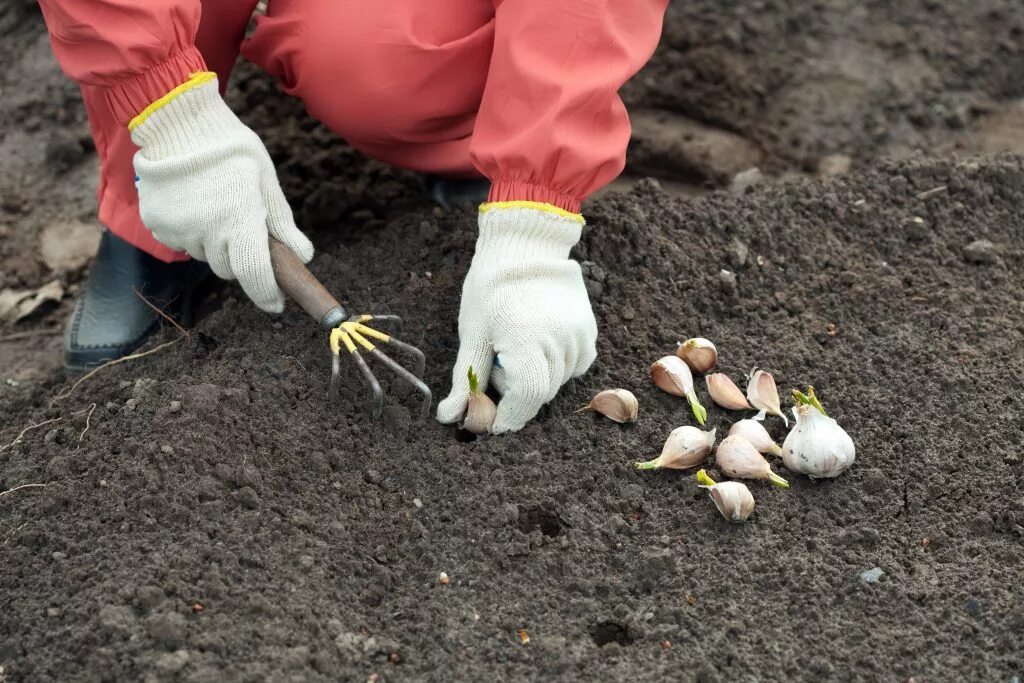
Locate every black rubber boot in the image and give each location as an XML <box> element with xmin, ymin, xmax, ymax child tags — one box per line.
<box><xmin>63</xmin><ymin>230</ymin><xmax>209</xmax><ymax>372</ymax></box>
<box><xmin>427</xmin><ymin>176</ymin><xmax>491</xmax><ymax>210</ymax></box>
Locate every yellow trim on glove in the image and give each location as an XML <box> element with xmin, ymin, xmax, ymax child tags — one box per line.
<box><xmin>479</xmin><ymin>201</ymin><xmax>584</xmax><ymax>224</ymax></box>
<box><xmin>128</xmin><ymin>71</ymin><xmax>217</xmax><ymax>132</ymax></box>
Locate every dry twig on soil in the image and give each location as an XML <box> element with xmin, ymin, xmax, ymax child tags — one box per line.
<box><xmin>132</xmin><ymin>288</ymin><xmax>190</xmax><ymax>337</ymax></box>
<box><xmin>0</xmin><ymin>418</ymin><xmax>61</xmax><ymax>454</ymax></box>
<box><xmin>0</xmin><ymin>483</ymin><xmax>46</xmax><ymax>499</ymax></box>
<box><xmin>77</xmin><ymin>403</ymin><xmax>97</xmax><ymax>447</ymax></box>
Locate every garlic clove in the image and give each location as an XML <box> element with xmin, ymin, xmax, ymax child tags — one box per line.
<box><xmin>580</xmin><ymin>388</ymin><xmax>638</xmax><ymax>423</ymax></box>
<box><xmin>728</xmin><ymin>419</ymin><xmax>782</xmax><ymax>456</ymax></box>
<box><xmin>695</xmin><ymin>469</ymin><xmax>755</xmax><ymax>522</ymax></box>
<box><xmin>676</xmin><ymin>337</ymin><xmax>718</xmax><ymax>374</ymax></box>
<box><xmin>651</xmin><ymin>355</ymin><xmax>691</xmax><ymax>397</ymax></box>
<box><xmin>715</xmin><ymin>434</ymin><xmax>789</xmax><ymax>488</ymax></box>
<box><xmin>651</xmin><ymin>356</ymin><xmax>708</xmax><ymax>425</ymax></box>
<box><xmin>746</xmin><ymin>368</ymin><xmax>789</xmax><ymax>427</ymax></box>
<box><xmin>781</xmin><ymin>386</ymin><xmax>855</xmax><ymax>478</ymax></box>
<box><xmin>462</xmin><ymin>366</ymin><xmax>497</xmax><ymax>434</ymax></box>
<box><xmin>710</xmin><ymin>481</ymin><xmax>756</xmax><ymax>522</ymax></box>
<box><xmin>636</xmin><ymin>426</ymin><xmax>716</xmax><ymax>470</ymax></box>
<box><xmin>706</xmin><ymin>373</ymin><xmax>752</xmax><ymax>410</ymax></box>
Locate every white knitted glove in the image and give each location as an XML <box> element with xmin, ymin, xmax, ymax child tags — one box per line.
<box><xmin>437</xmin><ymin>204</ymin><xmax>598</xmax><ymax>433</ymax></box>
<box><xmin>130</xmin><ymin>74</ymin><xmax>313</xmax><ymax>312</ymax></box>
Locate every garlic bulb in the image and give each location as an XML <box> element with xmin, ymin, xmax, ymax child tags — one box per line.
<box><xmin>636</xmin><ymin>427</ymin><xmax>716</xmax><ymax>470</ymax></box>
<box><xmin>650</xmin><ymin>356</ymin><xmax>708</xmax><ymax>425</ymax></box>
<box><xmin>728</xmin><ymin>419</ymin><xmax>782</xmax><ymax>456</ymax></box>
<box><xmin>715</xmin><ymin>434</ymin><xmax>789</xmax><ymax>488</ymax></box>
<box><xmin>781</xmin><ymin>387</ymin><xmax>855</xmax><ymax>479</ymax></box>
<box><xmin>676</xmin><ymin>338</ymin><xmax>718</xmax><ymax>374</ymax></box>
<box><xmin>706</xmin><ymin>373</ymin><xmax>751</xmax><ymax>410</ymax></box>
<box><xmin>696</xmin><ymin>469</ymin><xmax>755</xmax><ymax>522</ymax></box>
<box><xmin>746</xmin><ymin>368</ymin><xmax>788</xmax><ymax>426</ymax></box>
<box><xmin>463</xmin><ymin>366</ymin><xmax>496</xmax><ymax>434</ymax></box>
<box><xmin>579</xmin><ymin>389</ymin><xmax>639</xmax><ymax>423</ymax></box>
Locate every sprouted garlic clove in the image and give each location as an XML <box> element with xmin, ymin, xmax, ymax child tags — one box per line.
<box><xmin>651</xmin><ymin>355</ymin><xmax>708</xmax><ymax>425</ymax></box>
<box><xmin>636</xmin><ymin>426</ymin><xmax>716</xmax><ymax>470</ymax></box>
<box><xmin>715</xmin><ymin>434</ymin><xmax>789</xmax><ymax>488</ymax></box>
<box><xmin>746</xmin><ymin>368</ymin><xmax>789</xmax><ymax>427</ymax></box>
<box><xmin>676</xmin><ymin>337</ymin><xmax>718</xmax><ymax>374</ymax></box>
<box><xmin>706</xmin><ymin>373</ymin><xmax>752</xmax><ymax>410</ymax></box>
<box><xmin>696</xmin><ymin>469</ymin><xmax>755</xmax><ymax>522</ymax></box>
<box><xmin>463</xmin><ymin>366</ymin><xmax>496</xmax><ymax>434</ymax></box>
<box><xmin>579</xmin><ymin>388</ymin><xmax>639</xmax><ymax>423</ymax></box>
<box><xmin>728</xmin><ymin>419</ymin><xmax>782</xmax><ymax>456</ymax></box>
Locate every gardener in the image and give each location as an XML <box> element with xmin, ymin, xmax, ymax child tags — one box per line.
<box><xmin>39</xmin><ymin>0</ymin><xmax>667</xmax><ymax>433</ymax></box>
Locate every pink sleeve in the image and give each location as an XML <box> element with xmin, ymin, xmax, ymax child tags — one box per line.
<box><xmin>470</xmin><ymin>0</ymin><xmax>669</xmax><ymax>214</ymax></box>
<box><xmin>38</xmin><ymin>0</ymin><xmax>207</xmax><ymax>125</ymax></box>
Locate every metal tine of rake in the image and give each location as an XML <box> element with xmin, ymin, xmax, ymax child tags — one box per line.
<box><xmin>330</xmin><ymin>319</ymin><xmax>432</xmax><ymax>419</ymax></box>
<box><xmin>267</xmin><ymin>237</ymin><xmax>431</xmax><ymax>419</ymax></box>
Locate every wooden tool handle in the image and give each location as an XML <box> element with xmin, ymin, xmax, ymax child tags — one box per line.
<box><xmin>269</xmin><ymin>237</ymin><xmax>342</xmax><ymax>324</ymax></box>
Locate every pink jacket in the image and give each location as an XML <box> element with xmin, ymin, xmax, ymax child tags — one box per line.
<box><xmin>38</xmin><ymin>0</ymin><xmax>667</xmax><ymax>213</ymax></box>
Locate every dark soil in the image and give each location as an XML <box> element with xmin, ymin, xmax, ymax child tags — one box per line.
<box><xmin>3</xmin><ymin>2</ymin><xmax>1024</xmax><ymax>682</ymax></box>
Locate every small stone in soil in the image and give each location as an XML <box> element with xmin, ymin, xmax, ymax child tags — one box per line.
<box><xmin>727</xmin><ymin>239</ymin><xmax>749</xmax><ymax>268</ymax></box>
<box><xmin>168</xmin><ymin>400</ymin><xmax>181</xmax><ymax>413</ymax></box>
<box><xmin>719</xmin><ymin>269</ymin><xmax>737</xmax><ymax>294</ymax></box>
<box><xmin>730</xmin><ymin>167</ymin><xmax>765</xmax><ymax>194</ymax></box>
<box><xmin>859</xmin><ymin>567</ymin><xmax>885</xmax><ymax>584</ymax></box>
<box><xmin>963</xmin><ymin>239</ymin><xmax>1000</xmax><ymax>265</ymax></box>
<box><xmin>817</xmin><ymin>154</ymin><xmax>852</xmax><ymax>176</ymax></box>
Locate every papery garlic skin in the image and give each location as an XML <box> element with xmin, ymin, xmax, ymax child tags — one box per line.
<box><xmin>651</xmin><ymin>356</ymin><xmax>693</xmax><ymax>397</ymax></box>
<box><xmin>463</xmin><ymin>366</ymin><xmax>496</xmax><ymax>434</ymax></box>
<box><xmin>781</xmin><ymin>405</ymin><xmax>855</xmax><ymax>478</ymax></box>
<box><xmin>695</xmin><ymin>469</ymin><xmax>755</xmax><ymax>522</ymax></box>
<box><xmin>715</xmin><ymin>435</ymin><xmax>789</xmax><ymax>488</ymax></box>
<box><xmin>636</xmin><ymin>427</ymin><xmax>716</xmax><ymax>470</ymax></box>
<box><xmin>709</xmin><ymin>481</ymin><xmax>755</xmax><ymax>522</ymax></box>
<box><xmin>746</xmin><ymin>369</ymin><xmax>789</xmax><ymax>427</ymax></box>
<box><xmin>586</xmin><ymin>389</ymin><xmax>639</xmax><ymax>423</ymax></box>
<box><xmin>651</xmin><ymin>356</ymin><xmax>708</xmax><ymax>425</ymax></box>
<box><xmin>706</xmin><ymin>373</ymin><xmax>752</xmax><ymax>410</ymax></box>
<box><xmin>464</xmin><ymin>392</ymin><xmax>497</xmax><ymax>434</ymax></box>
<box><xmin>729</xmin><ymin>419</ymin><xmax>782</xmax><ymax>456</ymax></box>
<box><xmin>676</xmin><ymin>338</ymin><xmax>718</xmax><ymax>374</ymax></box>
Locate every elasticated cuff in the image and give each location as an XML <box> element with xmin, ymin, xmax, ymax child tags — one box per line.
<box><xmin>129</xmin><ymin>77</ymin><xmax>241</xmax><ymax>158</ymax></box>
<box><xmin>488</xmin><ymin>179</ymin><xmax>583</xmax><ymax>214</ymax></box>
<box><xmin>103</xmin><ymin>46</ymin><xmax>208</xmax><ymax>126</ymax></box>
<box><xmin>475</xmin><ymin>204</ymin><xmax>584</xmax><ymax>264</ymax></box>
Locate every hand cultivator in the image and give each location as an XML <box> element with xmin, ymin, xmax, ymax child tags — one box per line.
<box><xmin>268</xmin><ymin>238</ymin><xmax>432</xmax><ymax>419</ymax></box>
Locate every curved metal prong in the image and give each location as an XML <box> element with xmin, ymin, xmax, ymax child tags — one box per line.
<box><xmin>352</xmin><ymin>350</ymin><xmax>384</xmax><ymax>419</ymax></box>
<box><xmin>369</xmin><ymin>348</ymin><xmax>433</xmax><ymax>419</ymax></box>
<box><xmin>385</xmin><ymin>337</ymin><xmax>426</xmax><ymax>378</ymax></box>
<box><xmin>329</xmin><ymin>352</ymin><xmax>342</xmax><ymax>402</ymax></box>
<box><xmin>350</xmin><ymin>314</ymin><xmax>403</xmax><ymax>332</ymax></box>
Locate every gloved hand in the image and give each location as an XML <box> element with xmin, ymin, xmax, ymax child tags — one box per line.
<box><xmin>437</xmin><ymin>203</ymin><xmax>598</xmax><ymax>433</ymax></box>
<box><xmin>130</xmin><ymin>73</ymin><xmax>313</xmax><ymax>313</ymax></box>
